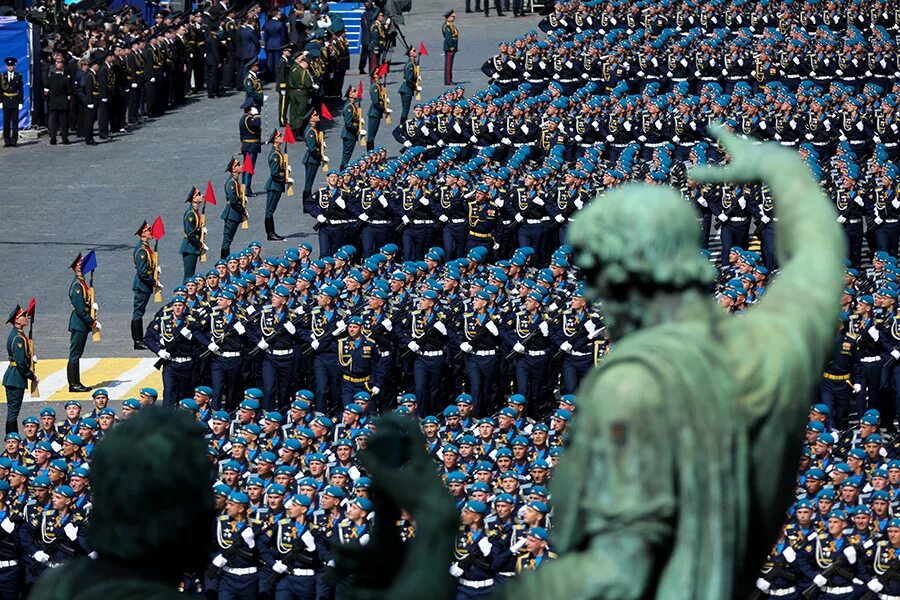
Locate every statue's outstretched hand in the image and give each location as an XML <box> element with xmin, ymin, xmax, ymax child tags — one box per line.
<box><xmin>689</xmin><ymin>125</ymin><xmax>794</xmax><ymax>185</ymax></box>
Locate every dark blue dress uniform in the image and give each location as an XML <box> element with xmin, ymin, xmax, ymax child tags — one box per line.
<box><xmin>220</xmin><ymin>169</ymin><xmax>247</xmax><ymax>259</ymax></box>
<box><xmin>311</xmin><ymin>185</ymin><xmax>355</xmax><ymax>258</ymax></box>
<box><xmin>437</xmin><ymin>184</ymin><xmax>469</xmax><ymax>261</ymax></box>
<box><xmin>797</xmin><ymin>530</ymin><xmax>858</xmax><ymax>599</ymax></box>
<box><xmin>1</xmin><ymin>60</ymin><xmax>23</xmax><ymax>147</ymax></box>
<box><xmin>502</xmin><ymin>302</ymin><xmax>551</xmax><ymax>413</ymax></box>
<box><xmin>259</xmin><ymin>516</ymin><xmax>321</xmax><ymax>599</ymax></box>
<box><xmin>834</xmin><ymin>174</ymin><xmax>866</xmax><ymax>268</ymax></box>
<box><xmin>337</xmin><ymin>331</ymin><xmax>380</xmax><ymax>409</ymax></box>
<box><xmin>209</xmin><ymin>514</ymin><xmax>261</xmax><ymax>600</ymax></box>
<box><xmin>710</xmin><ymin>186</ymin><xmax>752</xmax><ymax>267</ymax></box>
<box><xmin>239</xmin><ymin>110</ymin><xmax>262</xmax><ymax>193</ymax></box>
<box><xmin>4</xmin><ymin>314</ymin><xmax>35</xmax><ymax>433</ymax></box>
<box><xmin>399</xmin><ymin>303</ymin><xmax>448</xmax><ymax>417</ymax></box>
<box><xmin>452</xmin><ymin>525</ymin><xmax>498</xmax><ymax>599</ymax></box>
<box><xmin>752</xmin><ymin>184</ymin><xmax>778</xmax><ymax>270</ymax></box>
<box><xmin>0</xmin><ymin>502</ymin><xmax>25</xmax><ymax>598</ymax></box>
<box><xmin>513</xmin><ymin>186</ymin><xmax>549</xmax><ymax>256</ymax></box>
<box><xmin>466</xmin><ymin>194</ymin><xmax>498</xmax><ymax>258</ymax></box>
<box><xmin>551</xmin><ymin>305</ymin><xmax>602</xmax><ymax>394</ymax></box>
<box><xmin>192</xmin><ymin>303</ymin><xmax>248</xmax><ymax>411</ymax></box>
<box><xmin>249</xmin><ymin>301</ymin><xmax>299</xmax><ymax>412</ymax></box>
<box><xmin>400</xmin><ymin>185</ymin><xmax>438</xmax><ymax>262</ymax></box>
<box><xmin>358</xmin><ymin>181</ymin><xmax>396</xmax><ymax>258</ymax></box>
<box><xmin>143</xmin><ymin>304</ymin><xmax>198</xmax><ymax>409</ymax></box>
<box><xmin>755</xmin><ymin>542</ymin><xmax>802</xmax><ymax>598</ymax></box>
<box><xmin>450</xmin><ymin>306</ymin><xmax>501</xmax><ymax>418</ymax></box>
<box><xmin>304</xmin><ymin>302</ymin><xmax>348</xmax><ymax>415</ymax></box>
<box><xmin>180</xmin><ymin>201</ymin><xmax>203</xmax><ymax>280</ymax></box>
<box><xmin>871</xmin><ymin>173</ymin><xmax>900</xmax><ymax>256</ymax></box>
<box><xmin>820</xmin><ymin>329</ymin><xmax>857</xmax><ymax>429</ymax></box>
<box><xmin>34</xmin><ymin>507</ymin><xmax>87</xmax><ymax>572</ymax></box>
<box><xmin>860</xmin><ymin>536</ymin><xmax>900</xmax><ymax>597</ymax></box>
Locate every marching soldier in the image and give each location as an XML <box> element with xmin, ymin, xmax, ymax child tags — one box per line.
<box><xmin>208</xmin><ymin>491</ymin><xmax>261</xmax><ymax>599</ymax></box>
<box><xmin>249</xmin><ymin>285</ymin><xmax>300</xmax><ymax>412</ymax></box>
<box><xmin>192</xmin><ymin>289</ymin><xmax>248</xmax><ymax>411</ymax></box>
<box><xmin>336</xmin><ymin>316</ymin><xmax>381</xmax><ymax>408</ymax></box>
<box><xmin>144</xmin><ymin>295</ymin><xmax>199</xmax><ymax>408</ymax></box>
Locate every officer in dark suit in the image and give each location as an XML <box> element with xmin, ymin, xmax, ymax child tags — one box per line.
<box><xmin>206</xmin><ymin>22</ymin><xmax>224</xmax><ymax>99</ymax></box>
<box><xmin>262</xmin><ymin>10</ymin><xmax>288</xmax><ymax>82</ymax></box>
<box><xmin>144</xmin><ymin>295</ymin><xmax>198</xmax><ymax>408</ymax></box>
<box><xmin>96</xmin><ymin>51</ymin><xmax>115</xmax><ymax>140</ymax></box>
<box><xmin>238</xmin><ymin>17</ymin><xmax>261</xmax><ymax>84</ymax></box>
<box><xmin>180</xmin><ymin>187</ymin><xmax>205</xmax><ymax>279</ymax></box>
<box><xmin>243</xmin><ymin>58</ymin><xmax>264</xmax><ymax>109</ymax></box>
<box><xmin>304</xmin><ymin>285</ymin><xmax>348</xmax><ymax>414</ymax></box>
<box><xmin>45</xmin><ymin>54</ymin><xmax>73</xmax><ymax>145</ymax></box>
<box><xmin>336</xmin><ymin>316</ymin><xmax>380</xmax><ymax>408</ymax></box>
<box><xmin>131</xmin><ymin>221</ymin><xmax>156</xmax><ymax>350</ymax></box>
<box><xmin>0</xmin><ymin>57</ymin><xmax>23</xmax><ymax>147</ymax></box>
<box><xmin>3</xmin><ymin>306</ymin><xmax>37</xmax><ymax>434</ymax></box>
<box><xmin>221</xmin><ymin>157</ymin><xmax>247</xmax><ymax>259</ymax></box>
<box><xmin>239</xmin><ymin>98</ymin><xmax>262</xmax><ymax>195</ymax></box>
<box><xmin>358</xmin><ymin>2</ymin><xmax>376</xmax><ymax>74</ymax></box>
<box><xmin>451</xmin><ymin>290</ymin><xmax>501</xmax><ymax>417</ymax></box>
<box><xmin>67</xmin><ymin>253</ymin><xmax>96</xmax><ymax>394</ymax></box>
<box><xmin>77</xmin><ymin>59</ymin><xmax>99</xmax><ymax>146</ymax></box>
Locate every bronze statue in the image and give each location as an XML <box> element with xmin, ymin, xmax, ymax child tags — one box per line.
<box><xmin>30</xmin><ymin>407</ymin><xmax>215</xmax><ymax>600</ymax></box>
<box><xmin>353</xmin><ymin>128</ymin><xmax>847</xmax><ymax>599</ymax></box>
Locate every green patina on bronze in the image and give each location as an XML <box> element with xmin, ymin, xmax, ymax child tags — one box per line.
<box><xmin>353</xmin><ymin>128</ymin><xmax>847</xmax><ymax>599</ymax></box>
<box><xmin>30</xmin><ymin>407</ymin><xmax>215</xmax><ymax>600</ymax></box>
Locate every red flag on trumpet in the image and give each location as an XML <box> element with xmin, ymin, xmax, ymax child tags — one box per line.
<box><xmin>26</xmin><ymin>298</ymin><xmax>35</xmax><ymax>318</ymax></box>
<box><xmin>150</xmin><ymin>216</ymin><xmax>165</xmax><ymax>240</ymax></box>
<box><xmin>284</xmin><ymin>123</ymin><xmax>296</xmax><ymax>144</ymax></box>
<box><xmin>419</xmin><ymin>41</ymin><xmax>428</xmax><ymax>56</ymax></box>
<box><xmin>321</xmin><ymin>103</ymin><xmax>333</xmax><ymax>121</ymax></box>
<box><xmin>242</xmin><ymin>153</ymin><xmax>255</xmax><ymax>175</ymax></box>
<box><xmin>205</xmin><ymin>180</ymin><xmax>217</xmax><ymax>205</ymax></box>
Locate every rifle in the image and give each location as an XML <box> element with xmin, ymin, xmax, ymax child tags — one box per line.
<box><xmin>312</xmin><ymin>192</ymin><xmax>345</xmax><ymax>233</ymax></box>
<box><xmin>749</xmin><ymin>554</ymin><xmax>797</xmax><ymax>600</ymax></box>
<box><xmin>452</xmin><ymin>314</ymin><xmax>500</xmax><ymax>361</ymax></box>
<box><xmin>248</xmin><ymin>307</ymin><xmax>309</xmax><ymax>357</ymax></box>
<box><xmin>399</xmin><ymin>312</ymin><xmax>448</xmax><ymax>360</ymax></box>
<box><xmin>802</xmin><ymin>553</ymin><xmax>851</xmax><ymax>599</ymax></box>
<box><xmin>301</xmin><ymin>310</ymin><xmax>343</xmax><ymax>357</ymax></box>
<box><xmin>266</xmin><ymin>534</ymin><xmax>319</xmax><ymax>586</ymax></box>
<box><xmin>860</xmin><ymin>556</ymin><xmax>900</xmax><ymax>600</ymax></box>
<box><xmin>198</xmin><ymin>308</ymin><xmax>263</xmax><ymax>360</ymax></box>
<box><xmin>205</xmin><ymin>527</ymin><xmax>251</xmax><ymax>580</ymax></box>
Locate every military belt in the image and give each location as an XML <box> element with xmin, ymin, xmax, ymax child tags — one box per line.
<box><xmin>729</xmin><ymin>217</ymin><xmax>747</xmax><ymax>222</ymax></box>
<box><xmin>242</xmin><ymin>138</ymin><xmax>260</xmax><ymax>142</ymax></box>
<box><xmin>412</xmin><ymin>219</ymin><xmax>434</xmax><ymax>225</ymax></box>
<box><xmin>847</xmin><ymin>219</ymin><xmax>861</xmax><ymax>224</ymax></box>
<box><xmin>527</xmin><ymin>350</ymin><xmax>547</xmax><ymax>356</ymax></box>
<box><xmin>526</xmin><ymin>219</ymin><xmax>546</xmax><ymax>224</ymax></box>
<box><xmin>460</xmin><ymin>578</ymin><xmax>494</xmax><ymax>588</ymax></box>
<box><xmin>7</xmin><ymin>362</ymin><xmax>14</xmax><ymax>366</ymax></box>
<box><xmin>450</xmin><ymin>219</ymin><xmax>466</xmax><ymax>224</ymax></box>
<box><xmin>861</xmin><ymin>356</ymin><xmax>882</xmax><ymax>362</ymax></box>
<box><xmin>267</xmin><ymin>349</ymin><xmax>294</xmax><ymax>356</ymax></box>
<box><xmin>379</xmin><ymin>351</ymin><xmax>391</xmax><ymax>358</ymax></box>
<box><xmin>823</xmin><ymin>586</ymin><xmax>853</xmax><ymax>594</ymax></box>
<box><xmin>292</xmin><ymin>568</ymin><xmax>315</xmax><ymax>576</ymax></box>
<box><xmin>343</xmin><ymin>374</ymin><xmax>370</xmax><ymax>383</ymax></box>
<box><xmin>330</xmin><ymin>220</ymin><xmax>354</xmax><ymax>225</ymax></box>
<box><xmin>469</xmin><ymin>231</ymin><xmax>493</xmax><ymax>239</ymax></box>
<box><xmin>569</xmin><ymin>350</ymin><xmax>591</xmax><ymax>356</ymax></box>
<box><xmin>887</xmin><ymin>219</ymin><xmax>899</xmax><ymax>224</ymax></box>
<box><xmin>420</xmin><ymin>350</ymin><xmax>443</xmax><ymax>357</ymax></box>
<box><xmin>369</xmin><ymin>220</ymin><xmax>391</xmax><ymax>225</ymax></box>
<box><xmin>767</xmin><ymin>588</ymin><xmax>796</xmax><ymax>597</ymax></box>
<box><xmin>171</xmin><ymin>356</ymin><xmax>193</xmax><ymax>363</ymax></box>
<box><xmin>885</xmin><ymin>143</ymin><xmax>898</xmax><ymax>148</ymax></box>
<box><xmin>223</xmin><ymin>566</ymin><xmax>257</xmax><ymax>575</ymax></box>
<box><xmin>2</xmin><ymin>92</ymin><xmax>17</xmax><ymax>97</ymax></box>
<box><xmin>0</xmin><ymin>560</ymin><xmax>17</xmax><ymax>568</ymax></box>
<box><xmin>220</xmin><ymin>351</ymin><xmax>241</xmax><ymax>358</ymax></box>
<box><xmin>823</xmin><ymin>372</ymin><xmax>850</xmax><ymax>381</ymax></box>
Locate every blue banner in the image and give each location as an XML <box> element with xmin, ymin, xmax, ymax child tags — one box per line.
<box><xmin>0</xmin><ymin>17</ymin><xmax>30</xmax><ymax>129</ymax></box>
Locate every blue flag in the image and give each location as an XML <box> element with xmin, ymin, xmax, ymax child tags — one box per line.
<box><xmin>80</xmin><ymin>250</ymin><xmax>98</xmax><ymax>275</ymax></box>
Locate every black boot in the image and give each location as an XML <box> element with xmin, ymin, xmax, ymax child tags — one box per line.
<box><xmin>221</xmin><ymin>247</ymin><xmax>230</xmax><ymax>260</ymax></box>
<box><xmin>5</xmin><ymin>421</ymin><xmax>17</xmax><ymax>434</ymax></box>
<box><xmin>131</xmin><ymin>319</ymin><xmax>147</xmax><ymax>350</ymax></box>
<box><xmin>266</xmin><ymin>217</ymin><xmax>285</xmax><ymax>241</ymax></box>
<box><xmin>67</xmin><ymin>361</ymin><xmax>92</xmax><ymax>393</ymax></box>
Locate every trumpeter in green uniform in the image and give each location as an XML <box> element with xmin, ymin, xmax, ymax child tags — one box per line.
<box><xmin>398</xmin><ymin>46</ymin><xmax>419</xmax><ymax>123</ymax></box>
<box><xmin>180</xmin><ymin>187</ymin><xmax>205</xmax><ymax>280</ymax></box>
<box><xmin>264</xmin><ymin>129</ymin><xmax>288</xmax><ymax>241</ymax></box>
<box><xmin>3</xmin><ymin>305</ymin><xmax>37</xmax><ymax>433</ymax></box>
<box><xmin>220</xmin><ymin>157</ymin><xmax>247</xmax><ymax>259</ymax></box>
<box><xmin>131</xmin><ymin>221</ymin><xmax>156</xmax><ymax>350</ymax></box>
<box><xmin>67</xmin><ymin>253</ymin><xmax>97</xmax><ymax>393</ymax></box>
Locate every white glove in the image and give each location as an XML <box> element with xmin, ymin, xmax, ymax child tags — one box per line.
<box><xmin>360</xmin><ymin>129</ymin><xmax>367</xmax><ymax>136</ymax></box>
<box><xmin>554</xmin><ymin>214</ymin><xmax>565</xmax><ymax>223</ymax></box>
<box><xmin>0</xmin><ymin>518</ymin><xmax>13</xmax><ymax>534</ymax></box>
<box><xmin>868</xmin><ymin>579</ymin><xmax>885</xmax><ymax>593</ymax></box>
<box><xmin>513</xmin><ymin>342</ymin><xmax>525</xmax><ymax>354</ymax></box>
<box><xmin>486</xmin><ymin>321</ymin><xmax>499</xmax><ymax>336</ymax></box>
<box><xmin>371</xmin><ymin>386</ymin><xmax>380</xmax><ymax>396</ymax></box>
<box><xmin>359</xmin><ymin>213</ymin><xmax>370</xmax><ymax>222</ymax></box>
<box><xmin>449</xmin><ymin>563</ymin><xmax>464</xmax><ymax>578</ymax></box>
<box><xmin>606</xmin><ymin>135</ymin><xmax>614</xmax><ymax>142</ymax></box>
<box><xmin>419</xmin><ymin>197</ymin><xmax>429</xmax><ymax>206</ymax></box>
<box><xmin>408</xmin><ymin>341</ymin><xmax>420</xmax><ymax>353</ymax></box>
<box><xmin>510</xmin><ymin>537</ymin><xmax>527</xmax><ymax>553</ymax></box>
<box><xmin>234</xmin><ymin>322</ymin><xmax>246</xmax><ymax>335</ymax></box>
<box><xmin>737</xmin><ymin>197</ymin><xmax>746</xmax><ymax>210</ymax></box>
<box><xmin>157</xmin><ymin>350</ymin><xmax>171</xmax><ymax>360</ymax></box>
<box><xmin>212</xmin><ymin>554</ymin><xmax>227</xmax><ymax>568</ymax></box>
<box><xmin>317</xmin><ymin>215</ymin><xmax>327</xmax><ymax>223</ymax></box>
<box><xmin>538</xmin><ymin>321</ymin><xmax>549</xmax><ymax>336</ymax></box>
<box><xmin>533</xmin><ymin>198</ymin><xmax>545</xmax><ymax>206</ymax></box>
<box><xmin>180</xmin><ymin>326</ymin><xmax>193</xmax><ymax>339</ymax></box>
<box><xmin>94</xmin><ymin>323</ymin><xmax>102</xmax><ymax>331</ymax></box>
<box><xmin>761</xmin><ymin>216</ymin><xmax>771</xmax><ymax>224</ymax></box>
<box><xmin>892</xmin><ymin>350</ymin><xmax>900</xmax><ymax>360</ymax></box>
<box><xmin>868</xmin><ymin>326</ymin><xmax>880</xmax><ymax>341</ymax></box>
<box><xmin>718</xmin><ymin>214</ymin><xmax>728</xmax><ymax>222</ymax></box>
<box><xmin>378</xmin><ymin>196</ymin><xmax>388</xmax><ymax>208</ymax></box>
<box><xmin>492</xmin><ymin>73</ymin><xmax>500</xmax><ymax>79</ymax></box>
<box><xmin>813</xmin><ymin>574</ymin><xmax>828</xmax><ymax>588</ymax></box>
<box><xmin>403</xmin><ymin>140</ymin><xmax>412</xmax><ymax>148</ymax></box>
<box><xmin>311</xmin><ymin>339</ymin><xmax>320</xmax><ymax>350</ymax></box>
<box><xmin>208</xmin><ymin>342</ymin><xmax>221</xmax><ymax>353</ymax></box>
<box><xmin>257</xmin><ymin>340</ymin><xmax>270</xmax><ymax>351</ymax></box>
<box><xmin>263</xmin><ymin>95</ymin><xmax>269</xmax><ymax>102</ymax></box>
<box><xmin>470</xmin><ymin>135</ymin><xmax>478</xmax><ymax>143</ymax></box>
<box><xmin>335</xmin><ymin>198</ymin><xmax>347</xmax><ymax>210</ymax></box>
<box><xmin>755</xmin><ymin>578</ymin><xmax>771</xmax><ymax>593</ymax></box>
<box><xmin>382</xmin><ymin>318</ymin><xmax>392</xmax><ymax>331</ymax></box>
<box><xmin>501</xmin><ymin>137</ymin><xmax>511</xmax><ymax>145</ymax></box>
<box><xmin>202</xmin><ymin>243</ymin><xmax>209</xmax><ymax>251</ymax></box>
<box><xmin>150</xmin><ymin>77</ymin><xmax>156</xmax><ymax>83</ymax></box>
<box><xmin>439</xmin><ymin>214</ymin><xmax>449</xmax><ymax>223</ymax></box>
<box><xmin>101</xmin><ymin>98</ymin><xmax>107</xmax><ymax>103</ymax></box>
<box><xmin>301</xmin><ymin>530</ymin><xmax>316</xmax><ymax>551</ymax></box>
<box><xmin>837</xmin><ymin>215</ymin><xmax>846</xmax><ymax>224</ymax></box>
<box><xmin>514</xmin><ymin>213</ymin><xmax>524</xmax><ymax>223</ymax></box>
<box><xmin>246</xmin><ymin>306</ymin><xmax>256</xmax><ymax>315</ymax></box>
<box><xmin>434</xmin><ymin>321</ymin><xmax>447</xmax><ymax>335</ymax></box>
<box><xmin>460</xmin><ymin>342</ymin><xmax>473</xmax><ymax>353</ymax></box>
<box><xmin>283</xmin><ymin>321</ymin><xmax>296</xmax><ymax>335</ymax></box>
<box><xmin>560</xmin><ymin>341</ymin><xmax>573</xmax><ymax>353</ymax></box>
<box><xmin>402</xmin><ymin>215</ymin><xmax>411</xmax><ymax>225</ymax></box>
<box><xmin>843</xmin><ymin>545</ymin><xmax>856</xmax><ymax>564</ymax></box>
<box><xmin>333</xmin><ymin>320</ymin><xmax>347</xmax><ymax>335</ymax></box>
<box><xmin>574</xmin><ymin>199</ymin><xmax>584</xmax><ymax>210</ymax></box>
<box><xmin>64</xmin><ymin>523</ymin><xmax>78</xmax><ymax>541</ymax></box>
<box><xmin>782</xmin><ymin>546</ymin><xmax>797</xmax><ymax>563</ymax></box>
<box><xmin>312</xmin><ymin>84</ymin><xmax>319</xmax><ymax>90</ymax></box>
<box><xmin>273</xmin><ymin>560</ymin><xmax>288</xmax><ymax>574</ymax></box>
<box><xmin>478</xmin><ymin>536</ymin><xmax>492</xmax><ymax>556</ymax></box>
<box><xmin>385</xmin><ymin>109</ymin><xmax>392</xmax><ymax>114</ymax></box>
<box><xmin>437</xmin><ymin>140</ymin><xmax>445</xmax><ymax>147</ymax></box>
<box><xmin>33</xmin><ymin>551</ymin><xmax>50</xmax><ymax>564</ymax></box>
<box><xmin>323</xmin><ymin>156</ymin><xmax>330</xmax><ymax>164</ymax></box>
<box><xmin>359</xmin><ymin>533</ymin><xmax>370</xmax><ymax>546</ymax></box>
<box><xmin>854</xmin><ymin>383</ymin><xmax>862</xmax><ymax>393</ymax></box>
<box><xmin>87</xmin><ymin>104</ymin><xmax>95</xmax><ymax>109</ymax></box>
<box><xmin>131</xmin><ymin>83</ymin><xmax>138</xmax><ymax>89</ymax></box>
<box><xmin>241</xmin><ymin>526</ymin><xmax>256</xmax><ymax>548</ymax></box>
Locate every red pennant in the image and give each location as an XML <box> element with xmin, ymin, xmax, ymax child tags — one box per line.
<box><xmin>150</xmin><ymin>216</ymin><xmax>165</xmax><ymax>240</ymax></box>
<box><xmin>205</xmin><ymin>180</ymin><xmax>217</xmax><ymax>205</ymax></box>
<box><xmin>357</xmin><ymin>81</ymin><xmax>364</xmax><ymax>98</ymax></box>
<box><xmin>242</xmin><ymin>153</ymin><xmax>255</xmax><ymax>175</ymax></box>
<box><xmin>377</xmin><ymin>62</ymin><xmax>389</xmax><ymax>78</ymax></box>
<box><xmin>284</xmin><ymin>123</ymin><xmax>296</xmax><ymax>144</ymax></box>
<box><xmin>26</xmin><ymin>298</ymin><xmax>35</xmax><ymax>318</ymax></box>
<box><xmin>321</xmin><ymin>103</ymin><xmax>333</xmax><ymax>121</ymax></box>
<box><xmin>419</xmin><ymin>41</ymin><xmax>428</xmax><ymax>56</ymax></box>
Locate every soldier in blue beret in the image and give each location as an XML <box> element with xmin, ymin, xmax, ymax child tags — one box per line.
<box><xmin>144</xmin><ymin>295</ymin><xmax>200</xmax><ymax>409</ymax></box>
<box><xmin>208</xmin><ymin>490</ymin><xmax>261</xmax><ymax>598</ymax></box>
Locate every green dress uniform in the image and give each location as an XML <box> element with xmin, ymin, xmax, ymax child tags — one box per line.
<box><xmin>302</xmin><ymin>124</ymin><xmax>323</xmax><ymax>210</ymax></box>
<box><xmin>367</xmin><ymin>81</ymin><xmax>386</xmax><ymax>151</ymax></box>
<box><xmin>340</xmin><ymin>100</ymin><xmax>362</xmax><ymax>170</ymax></box>
<box><xmin>276</xmin><ymin>53</ymin><xmax>291</xmax><ymax>126</ymax></box>
<box><xmin>442</xmin><ymin>16</ymin><xmax>458</xmax><ymax>85</ymax></box>
<box><xmin>131</xmin><ymin>238</ymin><xmax>156</xmax><ymax>348</ymax></box>
<box><xmin>287</xmin><ymin>62</ymin><xmax>312</xmax><ymax>131</ymax></box>
<box><xmin>67</xmin><ymin>275</ymin><xmax>94</xmax><ymax>390</ymax></box>
<box><xmin>220</xmin><ymin>172</ymin><xmax>246</xmax><ymax>259</ymax></box>
<box><xmin>180</xmin><ymin>205</ymin><xmax>202</xmax><ymax>280</ymax></box>
<box><xmin>398</xmin><ymin>59</ymin><xmax>418</xmax><ymax>122</ymax></box>
<box><xmin>3</xmin><ymin>319</ymin><xmax>35</xmax><ymax>433</ymax></box>
<box><xmin>264</xmin><ymin>144</ymin><xmax>287</xmax><ymax>240</ymax></box>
